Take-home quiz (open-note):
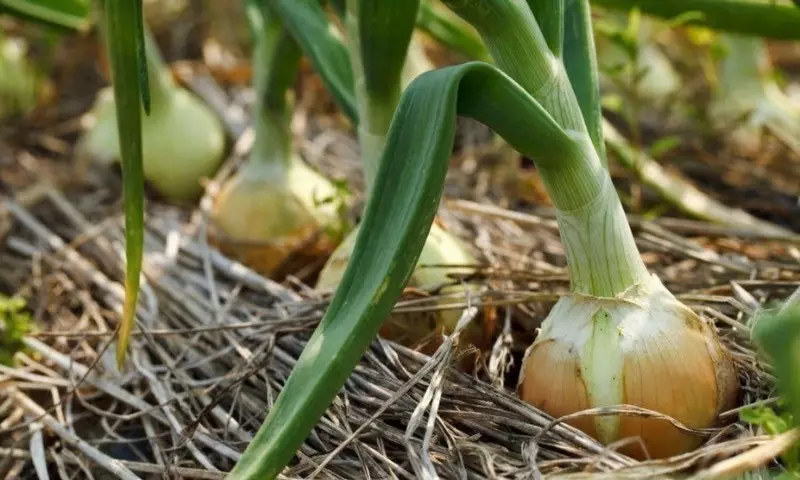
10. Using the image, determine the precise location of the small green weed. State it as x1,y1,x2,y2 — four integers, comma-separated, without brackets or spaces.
0,294,32,366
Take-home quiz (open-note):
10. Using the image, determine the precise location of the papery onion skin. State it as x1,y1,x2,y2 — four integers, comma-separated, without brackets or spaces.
518,275,739,460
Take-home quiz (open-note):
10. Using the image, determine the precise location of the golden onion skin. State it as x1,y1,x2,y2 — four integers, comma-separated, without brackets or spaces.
316,221,495,368
209,160,342,279
518,275,738,460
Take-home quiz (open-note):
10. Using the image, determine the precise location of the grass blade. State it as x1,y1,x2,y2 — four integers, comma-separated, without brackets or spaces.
563,0,606,165
228,61,575,480
269,0,358,122
0,0,90,31
593,0,800,40
102,0,149,368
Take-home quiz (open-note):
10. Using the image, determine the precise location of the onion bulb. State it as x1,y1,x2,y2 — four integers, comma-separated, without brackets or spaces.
75,27,226,202
209,154,345,278
511,169,739,459
208,6,347,279
518,273,738,459
316,221,494,362
76,85,225,201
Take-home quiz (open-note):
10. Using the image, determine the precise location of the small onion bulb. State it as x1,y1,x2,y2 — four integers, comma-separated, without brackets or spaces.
209,159,344,278
75,85,226,202
518,274,738,459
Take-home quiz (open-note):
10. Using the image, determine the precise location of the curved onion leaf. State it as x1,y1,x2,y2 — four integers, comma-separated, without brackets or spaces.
103,0,149,367
228,61,576,480
593,0,800,40
0,0,90,31
563,0,606,165
269,0,357,122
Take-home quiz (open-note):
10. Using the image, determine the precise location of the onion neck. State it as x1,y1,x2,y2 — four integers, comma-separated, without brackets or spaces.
545,159,650,298
345,0,403,194
243,9,302,178
142,25,176,114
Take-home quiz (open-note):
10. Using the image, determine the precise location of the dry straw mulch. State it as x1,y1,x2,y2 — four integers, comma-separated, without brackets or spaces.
1,74,800,480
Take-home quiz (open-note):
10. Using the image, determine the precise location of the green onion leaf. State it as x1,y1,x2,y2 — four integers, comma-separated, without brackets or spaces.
416,0,490,62
102,0,148,368
528,0,564,56
563,0,606,165
0,0,90,32
269,0,358,122
356,0,420,99
442,0,587,135
593,0,800,40
228,61,575,480
346,0,420,190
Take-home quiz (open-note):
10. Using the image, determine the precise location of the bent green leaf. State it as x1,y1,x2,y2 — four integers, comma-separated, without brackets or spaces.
228,61,576,480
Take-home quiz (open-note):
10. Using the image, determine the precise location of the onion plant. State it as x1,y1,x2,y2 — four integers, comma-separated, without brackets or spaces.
228,0,740,477
86,0,800,474
710,33,800,156
208,0,348,279
76,21,226,203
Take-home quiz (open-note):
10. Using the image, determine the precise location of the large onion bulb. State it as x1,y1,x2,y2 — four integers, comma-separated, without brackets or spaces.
518,274,738,459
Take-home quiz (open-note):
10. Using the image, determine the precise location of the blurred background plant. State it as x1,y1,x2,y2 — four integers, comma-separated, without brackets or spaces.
0,294,31,366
